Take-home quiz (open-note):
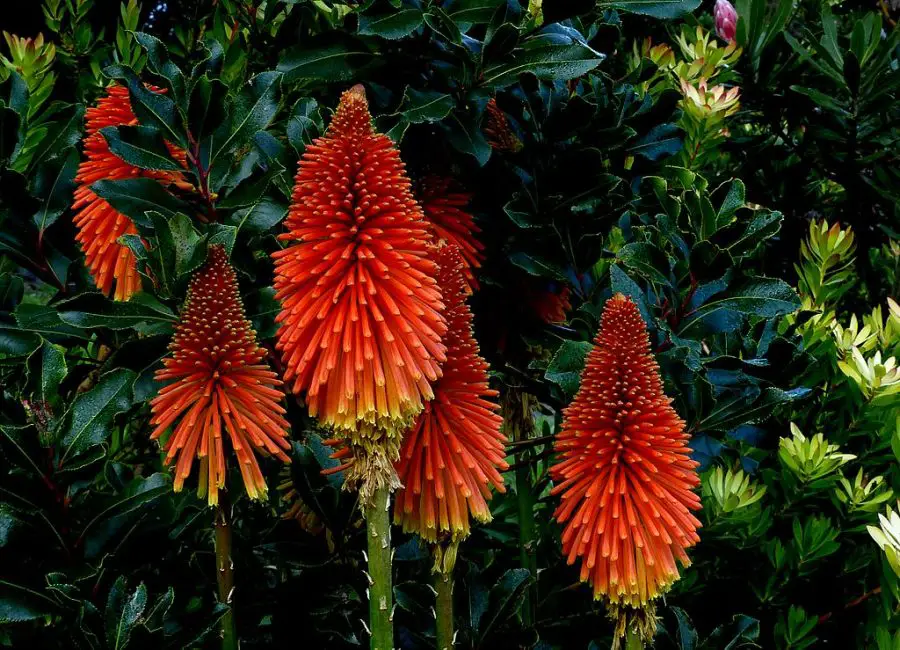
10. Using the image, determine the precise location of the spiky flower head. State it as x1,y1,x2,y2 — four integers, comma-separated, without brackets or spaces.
417,175,484,293
72,85,187,301
394,245,507,549
272,85,447,469
150,245,291,506
483,98,523,153
551,294,701,615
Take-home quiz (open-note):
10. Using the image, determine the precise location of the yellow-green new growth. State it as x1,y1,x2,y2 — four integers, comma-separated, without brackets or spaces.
837,348,900,402
868,503,900,578
832,313,878,355
703,466,767,514
862,298,900,357
779,424,855,483
795,221,856,307
836,469,893,514
674,26,741,83
0,32,56,118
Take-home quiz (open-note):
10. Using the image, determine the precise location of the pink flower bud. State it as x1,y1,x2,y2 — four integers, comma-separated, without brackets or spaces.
714,0,738,43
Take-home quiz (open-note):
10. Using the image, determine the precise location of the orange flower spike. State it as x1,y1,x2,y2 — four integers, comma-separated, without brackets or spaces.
273,85,447,440
72,85,188,301
394,245,507,542
551,294,701,608
150,245,291,506
418,176,485,293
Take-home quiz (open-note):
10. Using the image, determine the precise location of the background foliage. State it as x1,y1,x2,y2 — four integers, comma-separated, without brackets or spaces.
0,0,898,648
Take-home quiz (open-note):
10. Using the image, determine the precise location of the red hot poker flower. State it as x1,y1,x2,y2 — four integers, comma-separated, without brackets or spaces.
394,245,507,542
483,98,523,153
72,85,188,301
150,245,291,506
273,85,447,437
531,285,572,324
417,176,484,293
551,294,701,607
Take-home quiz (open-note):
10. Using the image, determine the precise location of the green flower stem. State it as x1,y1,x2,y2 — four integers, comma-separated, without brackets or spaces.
365,485,394,650
625,628,643,650
214,499,238,650
435,569,454,650
507,389,537,627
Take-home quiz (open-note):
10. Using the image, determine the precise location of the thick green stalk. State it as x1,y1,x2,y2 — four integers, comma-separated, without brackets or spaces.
625,628,643,650
507,390,537,627
434,570,454,650
365,485,394,650
214,500,238,650
515,458,537,626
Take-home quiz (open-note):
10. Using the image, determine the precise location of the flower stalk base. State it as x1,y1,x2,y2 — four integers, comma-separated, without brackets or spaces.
214,500,238,650
365,485,394,650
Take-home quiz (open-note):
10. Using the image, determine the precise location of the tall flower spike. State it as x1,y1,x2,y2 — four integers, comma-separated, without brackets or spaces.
417,176,484,293
273,85,447,481
551,295,701,620
72,85,188,301
150,245,291,506
394,245,507,543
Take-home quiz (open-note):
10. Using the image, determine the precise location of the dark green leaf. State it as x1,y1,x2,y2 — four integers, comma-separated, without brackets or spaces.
277,40,377,83
231,199,288,235
358,9,424,40
617,242,671,286
31,149,80,232
545,340,592,397
59,368,136,464
105,65,184,146
212,71,281,161
601,0,701,19
57,293,176,330
0,326,42,356
509,252,567,281
168,213,205,276
105,577,148,650
91,178,192,228
133,32,186,102
443,110,491,165
101,125,183,171
188,76,228,142
481,33,604,87
0,581,57,623
286,98,323,156
397,87,455,124
678,277,799,334
477,569,533,642
628,123,682,160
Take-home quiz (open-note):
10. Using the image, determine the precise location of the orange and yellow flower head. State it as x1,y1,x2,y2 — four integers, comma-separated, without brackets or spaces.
394,245,507,543
417,176,484,293
150,245,291,506
72,85,187,301
551,294,701,609
272,85,447,452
